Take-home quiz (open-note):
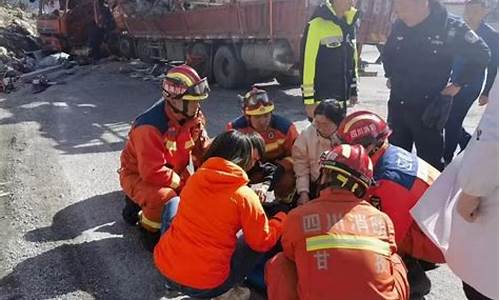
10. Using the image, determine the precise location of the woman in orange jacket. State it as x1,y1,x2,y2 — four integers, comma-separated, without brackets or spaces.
154,130,287,299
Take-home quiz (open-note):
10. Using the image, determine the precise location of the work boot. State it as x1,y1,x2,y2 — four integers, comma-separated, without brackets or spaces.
122,195,141,225
405,256,431,300
139,227,161,252
211,287,251,300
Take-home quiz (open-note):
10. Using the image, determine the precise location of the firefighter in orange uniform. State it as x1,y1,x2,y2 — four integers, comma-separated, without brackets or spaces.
265,144,409,300
335,111,445,299
226,88,299,202
119,65,210,246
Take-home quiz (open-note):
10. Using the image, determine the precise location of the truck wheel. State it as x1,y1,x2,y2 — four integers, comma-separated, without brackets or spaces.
119,36,136,59
188,43,212,80
136,39,152,63
213,46,245,89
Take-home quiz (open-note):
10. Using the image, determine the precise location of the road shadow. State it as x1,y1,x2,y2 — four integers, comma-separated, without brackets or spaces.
0,63,159,156
24,191,125,242
0,64,306,156
0,191,168,300
0,190,268,300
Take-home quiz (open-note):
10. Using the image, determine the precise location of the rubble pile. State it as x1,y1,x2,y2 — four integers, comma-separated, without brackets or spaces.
108,0,230,16
0,3,41,74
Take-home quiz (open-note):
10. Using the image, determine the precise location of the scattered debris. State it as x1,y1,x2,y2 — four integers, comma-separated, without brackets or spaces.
20,64,65,81
0,65,17,93
36,52,70,68
31,75,64,94
124,60,172,82
0,3,41,72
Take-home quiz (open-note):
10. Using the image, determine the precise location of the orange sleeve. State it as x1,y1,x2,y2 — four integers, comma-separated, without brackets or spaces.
277,124,299,172
132,126,180,188
281,211,297,262
238,186,287,252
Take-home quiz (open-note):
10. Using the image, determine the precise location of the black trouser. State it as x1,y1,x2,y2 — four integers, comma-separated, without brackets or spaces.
463,282,493,300
443,86,481,164
388,100,444,171
403,256,432,300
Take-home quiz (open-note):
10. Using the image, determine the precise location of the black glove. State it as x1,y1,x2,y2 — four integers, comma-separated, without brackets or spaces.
421,95,453,131
264,201,293,217
268,164,285,192
247,161,277,184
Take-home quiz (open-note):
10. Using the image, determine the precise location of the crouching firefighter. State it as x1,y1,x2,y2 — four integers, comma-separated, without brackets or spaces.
265,144,409,300
118,65,210,249
335,111,445,299
226,88,299,204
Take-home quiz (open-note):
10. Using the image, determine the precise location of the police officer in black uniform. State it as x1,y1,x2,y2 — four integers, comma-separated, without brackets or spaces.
383,0,490,171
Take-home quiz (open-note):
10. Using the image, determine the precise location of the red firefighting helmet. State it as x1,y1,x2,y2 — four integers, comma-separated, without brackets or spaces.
240,88,274,116
162,65,209,101
336,111,392,149
319,144,374,197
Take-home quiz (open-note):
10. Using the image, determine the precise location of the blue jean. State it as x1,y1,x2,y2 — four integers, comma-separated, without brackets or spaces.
163,236,266,298
160,196,180,234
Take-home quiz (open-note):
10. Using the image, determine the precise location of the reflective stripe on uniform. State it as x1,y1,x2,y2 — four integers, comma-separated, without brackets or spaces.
302,84,315,99
306,233,391,256
170,172,181,189
320,35,343,48
185,139,195,149
165,140,177,152
265,138,286,152
139,211,162,230
304,98,316,105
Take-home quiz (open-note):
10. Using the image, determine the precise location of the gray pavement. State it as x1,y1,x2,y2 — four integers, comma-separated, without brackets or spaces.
0,49,485,299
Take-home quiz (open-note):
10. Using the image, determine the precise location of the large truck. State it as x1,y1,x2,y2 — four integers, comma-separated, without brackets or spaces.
36,0,98,52
36,0,395,88
107,0,321,88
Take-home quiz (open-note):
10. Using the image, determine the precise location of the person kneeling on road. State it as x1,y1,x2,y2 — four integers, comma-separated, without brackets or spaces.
118,65,210,250
154,130,288,300
335,111,446,299
265,144,409,300
226,87,299,204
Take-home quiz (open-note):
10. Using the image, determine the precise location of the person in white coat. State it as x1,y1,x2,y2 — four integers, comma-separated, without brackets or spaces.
411,73,499,300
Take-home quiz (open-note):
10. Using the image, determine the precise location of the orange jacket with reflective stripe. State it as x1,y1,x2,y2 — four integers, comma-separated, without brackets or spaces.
120,100,208,189
368,145,445,263
226,114,298,171
282,189,407,300
154,157,287,289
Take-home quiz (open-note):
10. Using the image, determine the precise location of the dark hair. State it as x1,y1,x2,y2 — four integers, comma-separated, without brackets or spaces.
246,132,265,159
314,100,346,125
203,130,253,170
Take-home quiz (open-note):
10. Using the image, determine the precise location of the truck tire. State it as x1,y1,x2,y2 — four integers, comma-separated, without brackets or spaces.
213,46,245,89
189,43,212,80
136,39,152,63
119,36,136,59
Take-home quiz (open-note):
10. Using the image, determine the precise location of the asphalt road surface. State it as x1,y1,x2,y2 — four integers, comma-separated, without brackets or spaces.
0,49,485,300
